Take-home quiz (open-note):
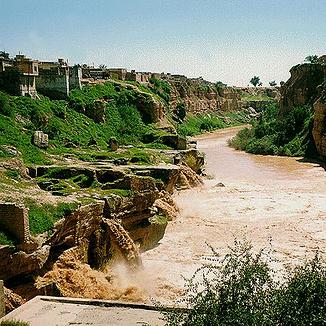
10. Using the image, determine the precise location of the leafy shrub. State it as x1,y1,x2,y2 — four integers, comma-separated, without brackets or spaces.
149,77,171,103
162,241,326,326
0,91,12,117
26,200,78,235
0,320,30,326
178,112,246,136
0,230,16,245
229,104,315,157
176,102,186,121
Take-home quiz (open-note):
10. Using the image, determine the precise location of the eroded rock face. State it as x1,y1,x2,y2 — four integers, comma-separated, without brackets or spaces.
0,245,50,281
279,60,326,159
169,79,242,115
4,287,25,313
312,92,326,159
280,63,326,113
0,157,204,308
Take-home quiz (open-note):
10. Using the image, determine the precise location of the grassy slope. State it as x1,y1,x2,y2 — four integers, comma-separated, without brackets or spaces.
177,111,248,136
0,79,250,242
0,82,167,165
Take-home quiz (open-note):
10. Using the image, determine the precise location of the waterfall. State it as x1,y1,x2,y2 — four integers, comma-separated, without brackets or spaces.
103,219,142,270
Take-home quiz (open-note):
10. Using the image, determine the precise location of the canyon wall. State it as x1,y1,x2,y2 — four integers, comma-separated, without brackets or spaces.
280,60,326,159
167,77,279,115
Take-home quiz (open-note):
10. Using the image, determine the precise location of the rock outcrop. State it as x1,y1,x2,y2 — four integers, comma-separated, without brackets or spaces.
167,77,279,117
312,91,326,158
0,245,50,281
169,78,242,115
279,59,326,159
280,63,326,112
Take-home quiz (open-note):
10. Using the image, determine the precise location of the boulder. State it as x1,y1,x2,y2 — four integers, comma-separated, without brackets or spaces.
33,131,48,148
108,137,118,151
0,245,50,281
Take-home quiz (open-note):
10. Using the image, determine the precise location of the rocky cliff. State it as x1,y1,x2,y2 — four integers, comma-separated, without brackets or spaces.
280,59,326,159
312,89,326,158
280,63,326,113
166,77,279,116
0,149,204,307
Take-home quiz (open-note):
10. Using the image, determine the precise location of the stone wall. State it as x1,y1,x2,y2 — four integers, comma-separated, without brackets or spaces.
69,66,82,91
36,74,70,99
0,203,30,243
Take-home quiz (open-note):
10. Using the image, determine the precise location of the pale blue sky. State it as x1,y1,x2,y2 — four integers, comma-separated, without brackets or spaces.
1,0,325,85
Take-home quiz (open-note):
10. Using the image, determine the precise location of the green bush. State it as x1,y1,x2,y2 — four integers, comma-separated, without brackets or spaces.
0,320,30,326
26,200,78,235
229,104,315,157
178,112,247,137
0,82,165,164
149,77,171,103
0,230,16,245
0,91,12,116
162,241,326,326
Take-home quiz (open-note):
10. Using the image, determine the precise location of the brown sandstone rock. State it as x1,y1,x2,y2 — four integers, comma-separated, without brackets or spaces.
0,245,50,281
312,93,326,158
33,131,49,148
4,287,25,313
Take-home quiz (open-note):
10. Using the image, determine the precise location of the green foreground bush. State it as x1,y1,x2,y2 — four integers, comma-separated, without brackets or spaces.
0,320,29,326
161,241,325,326
229,104,315,157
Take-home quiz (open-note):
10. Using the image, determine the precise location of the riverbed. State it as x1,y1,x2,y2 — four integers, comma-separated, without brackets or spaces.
142,126,326,302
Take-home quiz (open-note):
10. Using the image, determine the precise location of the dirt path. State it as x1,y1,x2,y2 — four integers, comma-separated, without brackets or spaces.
142,126,326,303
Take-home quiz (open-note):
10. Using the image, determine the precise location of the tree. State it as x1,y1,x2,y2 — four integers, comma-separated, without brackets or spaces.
304,55,319,64
215,81,227,88
250,76,260,87
176,102,186,121
269,80,277,87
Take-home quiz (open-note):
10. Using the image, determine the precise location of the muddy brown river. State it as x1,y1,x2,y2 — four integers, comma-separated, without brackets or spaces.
142,126,326,302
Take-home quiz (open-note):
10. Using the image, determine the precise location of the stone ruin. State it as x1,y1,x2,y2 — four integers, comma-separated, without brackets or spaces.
0,203,30,245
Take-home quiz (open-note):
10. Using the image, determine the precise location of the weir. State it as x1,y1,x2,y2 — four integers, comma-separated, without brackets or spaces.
103,219,143,270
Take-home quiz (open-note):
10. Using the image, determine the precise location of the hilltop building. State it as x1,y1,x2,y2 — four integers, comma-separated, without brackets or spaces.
37,58,82,99
0,52,39,98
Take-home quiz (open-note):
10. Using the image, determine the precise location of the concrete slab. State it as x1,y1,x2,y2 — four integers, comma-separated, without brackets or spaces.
0,296,166,326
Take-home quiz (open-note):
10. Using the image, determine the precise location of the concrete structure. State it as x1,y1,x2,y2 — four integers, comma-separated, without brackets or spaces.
0,203,30,244
37,59,82,99
108,68,127,80
0,296,167,326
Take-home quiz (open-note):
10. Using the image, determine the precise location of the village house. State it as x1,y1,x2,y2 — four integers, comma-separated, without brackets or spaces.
0,52,39,98
37,58,82,99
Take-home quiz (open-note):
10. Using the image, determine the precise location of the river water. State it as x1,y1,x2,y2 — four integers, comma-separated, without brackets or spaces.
142,126,326,302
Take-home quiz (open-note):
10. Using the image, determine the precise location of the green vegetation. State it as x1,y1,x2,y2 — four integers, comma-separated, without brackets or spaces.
0,320,30,326
305,55,320,64
149,77,172,103
176,102,186,121
0,230,16,245
241,94,273,102
178,111,248,136
25,200,78,235
162,241,326,326
4,169,21,181
229,104,315,156
0,81,173,164
250,76,261,87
